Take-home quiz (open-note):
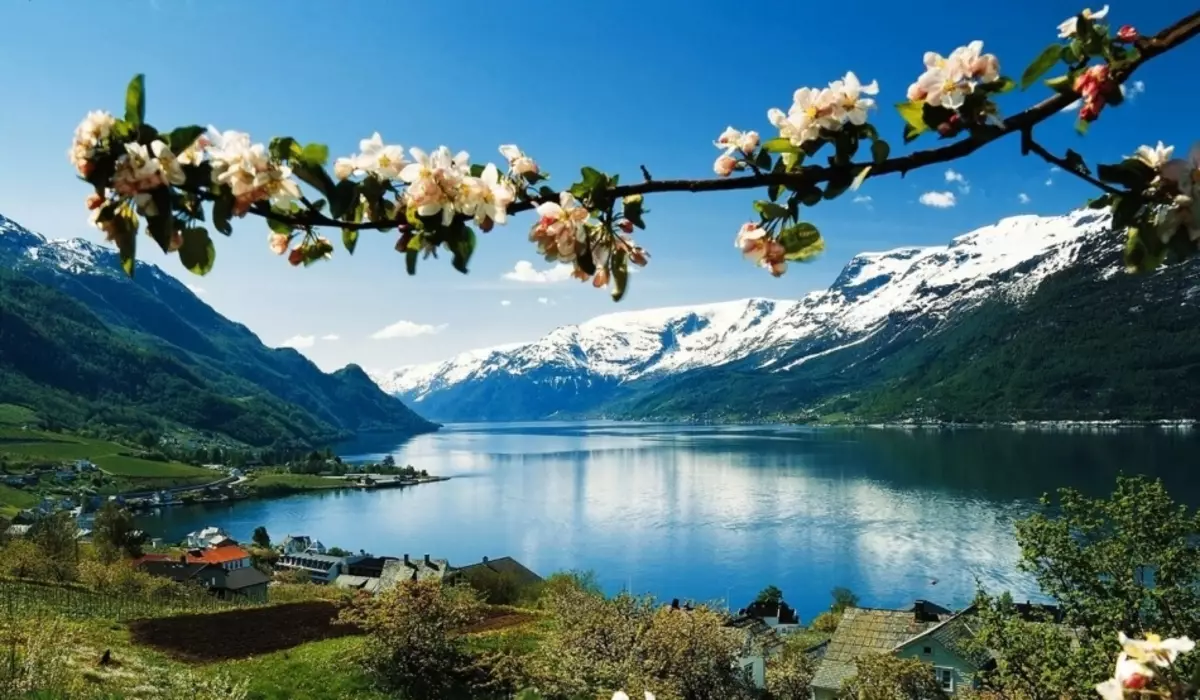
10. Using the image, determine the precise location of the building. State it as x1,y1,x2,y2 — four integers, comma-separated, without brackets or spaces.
725,615,785,689
277,552,364,584
279,534,323,555
74,459,97,473
137,560,271,602
810,601,987,699
54,470,76,483
185,526,229,549
345,556,399,579
185,545,253,571
739,600,801,635
446,556,543,588
4,524,31,538
378,554,449,591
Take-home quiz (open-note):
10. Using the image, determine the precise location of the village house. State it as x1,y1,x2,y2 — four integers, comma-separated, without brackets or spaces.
136,559,271,602
445,555,544,589
279,534,325,555
738,599,802,635
278,551,365,584
54,470,76,483
186,543,253,571
185,526,228,549
810,601,989,699
378,554,450,591
74,459,97,473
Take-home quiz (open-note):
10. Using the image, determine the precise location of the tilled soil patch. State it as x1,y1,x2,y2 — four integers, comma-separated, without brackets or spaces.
128,601,361,661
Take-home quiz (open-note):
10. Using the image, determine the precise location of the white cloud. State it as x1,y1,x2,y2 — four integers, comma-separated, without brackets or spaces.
1045,178,1054,186
186,283,206,296
919,191,957,208
320,334,340,341
537,297,556,306
1129,80,1145,97
1049,167,1061,173
1018,193,1031,204
944,169,970,193
852,195,872,204
503,260,574,284
279,335,315,349
500,300,512,307
369,320,447,340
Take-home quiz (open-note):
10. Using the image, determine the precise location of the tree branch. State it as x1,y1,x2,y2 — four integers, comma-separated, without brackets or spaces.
1020,127,1124,196
239,10,1200,234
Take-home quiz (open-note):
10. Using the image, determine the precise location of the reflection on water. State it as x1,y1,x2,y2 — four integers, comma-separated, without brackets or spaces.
136,423,1200,619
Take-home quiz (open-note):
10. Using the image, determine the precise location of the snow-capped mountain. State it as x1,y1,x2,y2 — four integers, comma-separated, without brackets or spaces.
373,209,1126,422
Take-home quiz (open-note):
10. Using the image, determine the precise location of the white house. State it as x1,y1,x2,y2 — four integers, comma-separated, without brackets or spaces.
73,459,97,473
726,615,784,690
185,526,229,549
740,600,802,635
279,534,317,554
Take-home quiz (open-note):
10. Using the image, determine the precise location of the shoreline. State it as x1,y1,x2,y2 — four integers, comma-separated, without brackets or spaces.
131,474,451,511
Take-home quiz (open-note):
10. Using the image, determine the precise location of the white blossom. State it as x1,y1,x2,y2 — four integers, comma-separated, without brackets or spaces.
1059,5,1110,38
907,41,1001,110
68,110,117,176
530,192,590,262
714,127,760,156
401,147,469,226
499,144,538,176
458,163,515,227
827,72,879,126
335,132,406,181
1120,632,1197,667
205,127,301,214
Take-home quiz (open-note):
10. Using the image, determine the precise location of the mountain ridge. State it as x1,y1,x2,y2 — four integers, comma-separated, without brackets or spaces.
371,209,1200,423
0,214,438,446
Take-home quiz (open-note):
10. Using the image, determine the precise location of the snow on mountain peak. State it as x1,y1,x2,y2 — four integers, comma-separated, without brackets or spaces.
375,209,1118,406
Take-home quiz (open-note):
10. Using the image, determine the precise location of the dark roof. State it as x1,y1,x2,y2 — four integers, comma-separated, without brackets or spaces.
224,566,271,590
346,556,397,576
812,606,949,690
451,557,543,587
742,600,800,625
805,639,831,662
138,561,221,583
901,605,991,669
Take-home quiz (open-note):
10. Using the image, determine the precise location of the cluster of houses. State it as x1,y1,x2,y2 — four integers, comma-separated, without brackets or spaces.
3,459,97,488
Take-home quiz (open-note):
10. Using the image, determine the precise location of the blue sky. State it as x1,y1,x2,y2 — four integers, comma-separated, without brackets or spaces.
1,0,1196,372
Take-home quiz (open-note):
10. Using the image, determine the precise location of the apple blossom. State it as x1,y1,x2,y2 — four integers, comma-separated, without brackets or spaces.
713,155,737,177
68,110,117,177
618,219,635,234
287,246,304,266
268,233,290,255
1119,632,1196,667
768,87,835,147
401,146,470,226
1117,25,1138,42
735,222,769,263
907,41,1001,110
1059,5,1110,38
499,144,539,176
714,127,760,156
530,192,590,263
827,72,879,126
1129,142,1175,171
458,163,515,227
335,132,406,181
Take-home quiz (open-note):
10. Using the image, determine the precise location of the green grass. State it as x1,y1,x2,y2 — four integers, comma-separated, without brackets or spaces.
244,473,348,498
0,427,214,483
0,403,37,426
223,636,392,700
0,483,39,518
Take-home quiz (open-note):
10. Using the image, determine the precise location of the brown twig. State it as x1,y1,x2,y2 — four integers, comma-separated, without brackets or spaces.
225,10,1200,234
1020,127,1124,196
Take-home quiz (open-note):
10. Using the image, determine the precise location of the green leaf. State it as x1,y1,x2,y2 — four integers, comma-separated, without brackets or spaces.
166,126,205,155
269,137,298,162
1123,226,1165,274
762,138,801,154
896,101,927,139
768,183,783,202
778,223,825,262
1075,119,1090,136
611,249,629,302
145,189,175,253
449,226,476,274
576,245,597,276
798,186,822,207
1097,160,1153,190
342,228,359,254
178,226,216,275
823,171,855,201
298,143,329,168
124,74,146,127
1063,149,1090,176
330,180,358,220
754,149,772,171
266,217,292,235
1044,75,1073,93
292,162,336,198
212,191,234,235
1110,192,1143,231
984,77,1017,94
109,204,139,278
622,194,646,230
870,140,890,165
1022,44,1065,90
405,249,418,275
469,164,486,177
754,201,789,220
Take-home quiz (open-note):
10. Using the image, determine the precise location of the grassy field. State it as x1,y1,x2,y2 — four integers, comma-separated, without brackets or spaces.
0,483,39,518
0,427,214,480
0,403,37,426
243,473,348,498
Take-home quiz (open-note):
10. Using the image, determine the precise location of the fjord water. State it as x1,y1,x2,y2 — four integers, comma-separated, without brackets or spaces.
136,423,1200,619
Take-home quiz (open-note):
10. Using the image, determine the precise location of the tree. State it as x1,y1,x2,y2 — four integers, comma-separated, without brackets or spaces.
251,525,271,549
766,636,818,700
380,455,395,468
92,501,145,563
831,587,859,614
840,654,947,700
756,585,783,605
29,512,78,581
326,546,350,557
339,578,484,699
64,11,1200,301
973,475,1200,698
0,538,47,579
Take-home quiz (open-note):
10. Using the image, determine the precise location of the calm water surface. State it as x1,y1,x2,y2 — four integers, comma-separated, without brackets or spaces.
135,423,1200,619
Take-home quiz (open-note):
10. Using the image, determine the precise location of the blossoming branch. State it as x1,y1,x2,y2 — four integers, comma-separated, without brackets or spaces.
68,7,1200,300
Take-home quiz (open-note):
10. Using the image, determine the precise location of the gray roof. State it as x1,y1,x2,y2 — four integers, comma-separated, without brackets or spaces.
907,605,990,669
449,556,543,587
379,557,449,590
333,574,382,594
280,552,345,568
224,566,271,591
811,607,946,691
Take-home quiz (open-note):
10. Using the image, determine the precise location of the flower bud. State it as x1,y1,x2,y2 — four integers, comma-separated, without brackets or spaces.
1117,25,1138,42
1080,97,1104,122
168,231,184,253
713,155,737,177
593,268,610,288
618,220,635,234
269,233,290,256
85,193,104,210
287,246,305,266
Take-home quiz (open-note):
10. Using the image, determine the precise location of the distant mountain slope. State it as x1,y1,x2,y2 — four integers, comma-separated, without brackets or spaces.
372,209,1200,423
0,214,437,445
